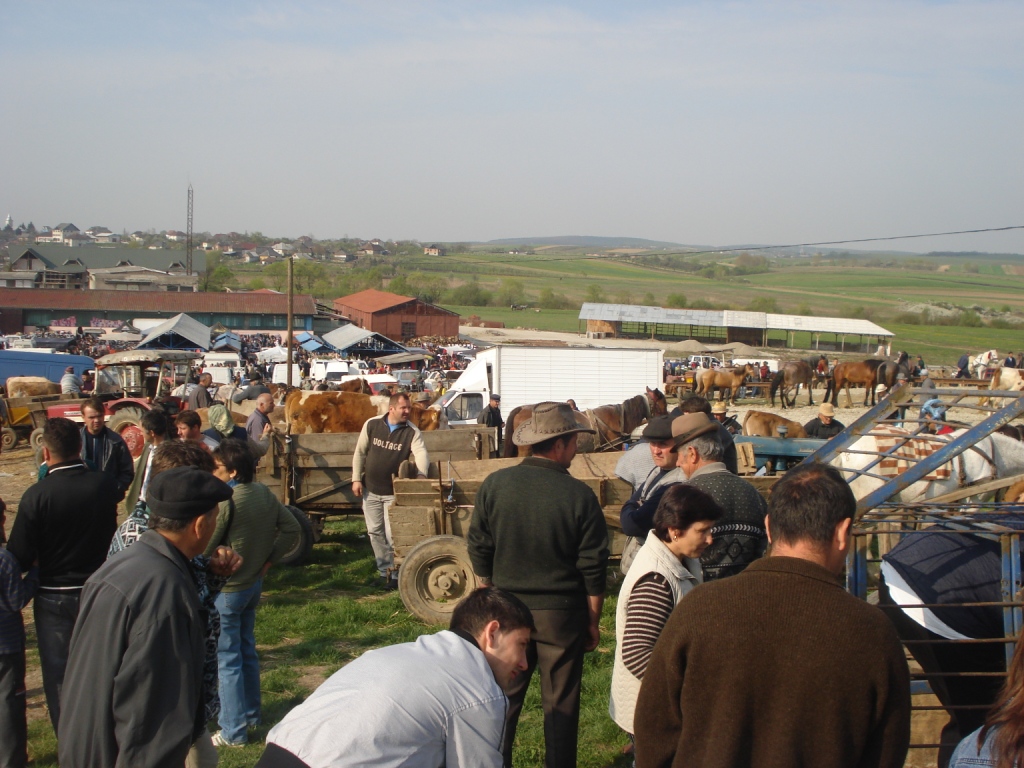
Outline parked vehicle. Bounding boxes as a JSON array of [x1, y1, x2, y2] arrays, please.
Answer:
[[310, 360, 359, 384], [0, 350, 94, 386], [438, 346, 664, 426], [201, 351, 242, 385], [393, 369, 422, 391], [686, 354, 722, 369], [271, 363, 303, 385]]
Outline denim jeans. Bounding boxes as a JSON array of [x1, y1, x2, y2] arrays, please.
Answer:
[[33, 590, 81, 735], [215, 579, 263, 745], [362, 492, 395, 578], [0, 652, 27, 768]]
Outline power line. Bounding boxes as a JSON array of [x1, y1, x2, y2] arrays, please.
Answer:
[[435, 225, 1024, 266]]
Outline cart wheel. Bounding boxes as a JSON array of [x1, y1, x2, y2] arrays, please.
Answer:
[[277, 506, 314, 566], [1, 427, 17, 451], [398, 536, 479, 624], [29, 428, 45, 452], [107, 407, 147, 459]]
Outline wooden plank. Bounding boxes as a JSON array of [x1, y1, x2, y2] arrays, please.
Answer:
[[908, 472, 1024, 506]]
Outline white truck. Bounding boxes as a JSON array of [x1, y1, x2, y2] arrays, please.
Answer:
[[437, 345, 664, 425]]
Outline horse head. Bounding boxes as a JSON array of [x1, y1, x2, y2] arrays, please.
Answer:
[[645, 387, 667, 416]]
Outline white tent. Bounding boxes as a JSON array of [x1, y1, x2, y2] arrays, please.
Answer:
[[256, 346, 289, 363]]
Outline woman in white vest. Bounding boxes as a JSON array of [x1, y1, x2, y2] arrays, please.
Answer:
[[609, 484, 724, 743]]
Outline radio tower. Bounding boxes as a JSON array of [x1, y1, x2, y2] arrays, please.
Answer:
[[186, 184, 194, 275]]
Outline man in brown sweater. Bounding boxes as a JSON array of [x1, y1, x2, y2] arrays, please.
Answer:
[[634, 462, 911, 768]]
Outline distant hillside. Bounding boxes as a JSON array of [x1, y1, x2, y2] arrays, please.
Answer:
[[487, 235, 688, 250]]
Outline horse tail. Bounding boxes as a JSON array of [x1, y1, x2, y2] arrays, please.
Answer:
[[741, 410, 752, 434], [502, 405, 523, 458]]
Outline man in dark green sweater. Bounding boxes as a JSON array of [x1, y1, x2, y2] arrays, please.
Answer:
[[634, 462, 911, 768], [468, 402, 609, 768]]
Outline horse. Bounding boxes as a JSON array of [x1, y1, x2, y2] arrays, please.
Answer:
[[695, 365, 754, 406], [972, 349, 999, 379], [502, 388, 667, 458], [834, 428, 1024, 505], [875, 352, 911, 398], [827, 359, 885, 407], [768, 361, 815, 409]]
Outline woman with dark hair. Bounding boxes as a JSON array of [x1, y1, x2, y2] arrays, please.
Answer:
[[609, 484, 724, 742], [206, 439, 300, 747], [950, 636, 1024, 767]]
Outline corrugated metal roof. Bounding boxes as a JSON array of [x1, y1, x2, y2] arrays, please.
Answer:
[[334, 289, 415, 314], [0, 287, 317, 315], [579, 303, 893, 337]]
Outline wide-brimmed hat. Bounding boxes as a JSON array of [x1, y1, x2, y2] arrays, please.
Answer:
[[513, 402, 595, 446], [711, 402, 728, 415], [669, 412, 718, 452], [819, 403, 835, 417], [641, 416, 673, 441]]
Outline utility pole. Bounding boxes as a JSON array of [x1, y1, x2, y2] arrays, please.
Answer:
[[186, 184, 194, 275], [286, 255, 294, 388]]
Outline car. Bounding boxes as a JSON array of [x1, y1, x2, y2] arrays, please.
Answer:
[[393, 369, 422, 390]]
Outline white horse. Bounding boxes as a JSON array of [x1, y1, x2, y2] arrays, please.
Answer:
[[834, 428, 1024, 505], [971, 349, 999, 379]]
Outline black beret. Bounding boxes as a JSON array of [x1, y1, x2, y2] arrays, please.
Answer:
[[147, 466, 233, 520], [641, 416, 673, 441]]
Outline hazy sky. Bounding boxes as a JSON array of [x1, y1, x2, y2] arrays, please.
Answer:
[[2, 1, 1022, 253]]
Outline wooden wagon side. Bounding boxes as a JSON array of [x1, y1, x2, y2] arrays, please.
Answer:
[[390, 452, 777, 624]]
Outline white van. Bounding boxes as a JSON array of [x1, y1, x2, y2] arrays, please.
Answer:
[[310, 360, 358, 384], [271, 364, 303, 385], [202, 351, 242, 385]]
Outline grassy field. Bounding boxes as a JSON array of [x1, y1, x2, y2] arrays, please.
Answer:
[[25, 518, 629, 768]]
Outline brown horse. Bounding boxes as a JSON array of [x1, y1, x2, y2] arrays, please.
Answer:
[[828, 359, 884, 407], [503, 388, 667, 458], [695, 365, 754, 406], [769, 361, 815, 409]]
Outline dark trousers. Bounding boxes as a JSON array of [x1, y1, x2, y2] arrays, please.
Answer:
[[878, 577, 1006, 768], [34, 590, 81, 735], [0, 652, 27, 768], [502, 607, 588, 768]]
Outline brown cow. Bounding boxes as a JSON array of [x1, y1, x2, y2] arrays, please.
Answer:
[[5, 376, 62, 398], [741, 410, 808, 438], [285, 391, 444, 434]]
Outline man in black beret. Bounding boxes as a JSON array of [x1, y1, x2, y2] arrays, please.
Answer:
[[58, 466, 234, 768]]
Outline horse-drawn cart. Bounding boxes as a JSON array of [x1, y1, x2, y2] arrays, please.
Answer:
[[389, 452, 777, 623]]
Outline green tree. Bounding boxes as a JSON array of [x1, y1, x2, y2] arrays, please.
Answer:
[[199, 250, 234, 291], [642, 292, 656, 306], [615, 290, 633, 305], [445, 278, 492, 306], [747, 296, 779, 313], [666, 293, 687, 309], [584, 284, 605, 304], [497, 278, 526, 307]]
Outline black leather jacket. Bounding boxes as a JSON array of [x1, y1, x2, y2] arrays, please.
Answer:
[[79, 426, 135, 499]]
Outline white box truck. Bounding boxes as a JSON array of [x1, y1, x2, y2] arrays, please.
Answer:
[[437, 345, 664, 425]]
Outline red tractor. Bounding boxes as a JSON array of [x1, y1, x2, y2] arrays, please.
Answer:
[[42, 350, 200, 458]]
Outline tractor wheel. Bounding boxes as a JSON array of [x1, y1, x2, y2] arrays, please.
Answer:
[[276, 506, 315, 566], [107, 407, 147, 459], [398, 536, 479, 625], [29, 428, 45, 452]]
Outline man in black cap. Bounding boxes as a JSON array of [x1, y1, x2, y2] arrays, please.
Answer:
[[618, 416, 685, 572], [232, 372, 272, 403], [58, 466, 234, 768], [476, 393, 505, 455]]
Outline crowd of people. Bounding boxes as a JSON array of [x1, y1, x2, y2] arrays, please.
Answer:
[[3, 344, 1023, 767]]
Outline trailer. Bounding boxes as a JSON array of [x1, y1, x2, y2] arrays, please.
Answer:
[[256, 425, 500, 564], [437, 345, 664, 427]]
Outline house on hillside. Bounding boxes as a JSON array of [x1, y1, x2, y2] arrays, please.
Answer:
[[333, 288, 459, 340], [424, 244, 446, 257], [0, 246, 200, 291]]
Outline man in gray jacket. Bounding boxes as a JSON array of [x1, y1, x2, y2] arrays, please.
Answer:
[[58, 466, 233, 768]]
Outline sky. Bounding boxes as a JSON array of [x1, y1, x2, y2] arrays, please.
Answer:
[[2, 1, 1022, 253]]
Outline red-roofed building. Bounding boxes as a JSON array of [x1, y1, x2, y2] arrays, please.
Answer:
[[0, 287, 317, 335], [333, 289, 459, 341]]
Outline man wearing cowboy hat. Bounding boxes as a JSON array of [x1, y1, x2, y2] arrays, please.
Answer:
[[468, 402, 609, 768], [711, 401, 742, 435], [671, 412, 767, 581], [803, 402, 846, 440]]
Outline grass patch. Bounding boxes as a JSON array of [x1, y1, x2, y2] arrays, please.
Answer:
[[26, 517, 630, 768]]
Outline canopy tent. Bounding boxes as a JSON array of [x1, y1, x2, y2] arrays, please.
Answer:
[[256, 346, 289, 363], [211, 331, 242, 352], [376, 352, 431, 366], [295, 331, 330, 353], [321, 325, 407, 357], [135, 313, 211, 351]]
